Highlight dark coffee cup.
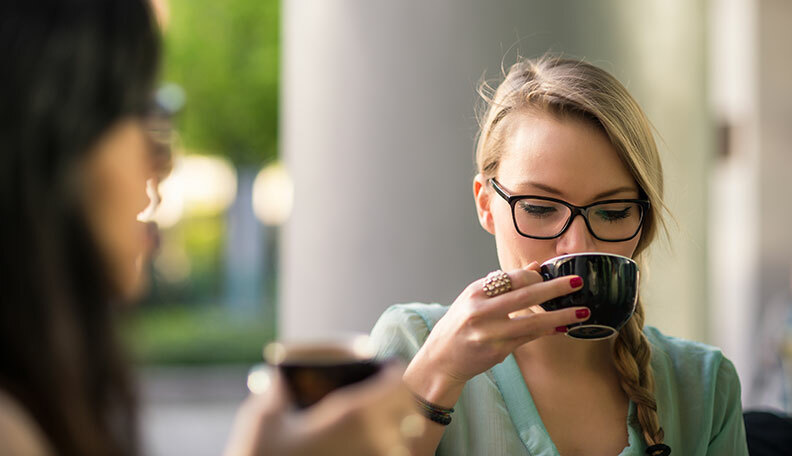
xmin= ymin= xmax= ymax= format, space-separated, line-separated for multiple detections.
xmin=540 ymin=252 xmax=639 ymax=340
xmin=263 ymin=336 xmax=382 ymax=409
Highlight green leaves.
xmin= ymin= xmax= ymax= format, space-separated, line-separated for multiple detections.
xmin=163 ymin=0 xmax=279 ymax=166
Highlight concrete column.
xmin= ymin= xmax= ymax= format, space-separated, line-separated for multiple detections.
xmin=756 ymin=0 xmax=792 ymax=317
xmin=280 ymin=0 xmax=710 ymax=341
xmin=709 ymin=0 xmax=792 ymax=409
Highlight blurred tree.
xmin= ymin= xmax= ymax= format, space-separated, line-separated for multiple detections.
xmin=163 ymin=0 xmax=279 ymax=165
xmin=135 ymin=0 xmax=279 ymax=361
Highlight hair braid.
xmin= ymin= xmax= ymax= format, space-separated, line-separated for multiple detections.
xmin=613 ymin=299 xmax=666 ymax=452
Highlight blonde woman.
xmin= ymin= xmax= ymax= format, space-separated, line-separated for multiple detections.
xmin=370 ymin=56 xmax=749 ymax=455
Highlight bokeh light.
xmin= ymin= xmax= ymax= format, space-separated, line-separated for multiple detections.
xmin=151 ymin=154 xmax=238 ymax=228
xmin=252 ymin=161 xmax=294 ymax=226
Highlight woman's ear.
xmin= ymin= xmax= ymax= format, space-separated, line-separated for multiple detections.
xmin=473 ymin=173 xmax=496 ymax=235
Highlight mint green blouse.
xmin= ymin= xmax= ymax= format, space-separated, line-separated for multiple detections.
xmin=370 ymin=303 xmax=749 ymax=456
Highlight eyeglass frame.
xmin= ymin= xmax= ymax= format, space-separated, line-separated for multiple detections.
xmin=488 ymin=178 xmax=651 ymax=242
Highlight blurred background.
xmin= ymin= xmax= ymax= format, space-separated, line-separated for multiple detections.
xmin=133 ymin=0 xmax=792 ymax=454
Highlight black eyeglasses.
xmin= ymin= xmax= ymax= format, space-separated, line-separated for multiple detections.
xmin=489 ymin=178 xmax=650 ymax=242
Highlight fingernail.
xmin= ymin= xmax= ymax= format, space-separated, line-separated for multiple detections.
xmin=555 ymin=326 xmax=568 ymax=333
xmin=575 ymin=308 xmax=590 ymax=319
xmin=570 ymin=277 xmax=583 ymax=288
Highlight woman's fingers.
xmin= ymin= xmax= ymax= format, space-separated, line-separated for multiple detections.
xmin=504 ymin=264 xmax=544 ymax=289
xmin=489 ymin=274 xmax=583 ymax=316
xmin=501 ymin=305 xmax=591 ymax=340
xmin=320 ymin=363 xmax=410 ymax=414
xmin=297 ymin=363 xmax=416 ymax=456
xmin=469 ymin=264 xmax=543 ymax=299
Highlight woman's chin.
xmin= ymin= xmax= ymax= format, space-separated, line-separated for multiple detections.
xmin=118 ymin=256 xmax=149 ymax=303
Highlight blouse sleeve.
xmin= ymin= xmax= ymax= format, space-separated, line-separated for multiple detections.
xmin=706 ymin=357 xmax=749 ymax=455
xmin=369 ymin=304 xmax=433 ymax=363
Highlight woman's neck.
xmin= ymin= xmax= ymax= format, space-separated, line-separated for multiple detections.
xmin=513 ymin=333 xmax=616 ymax=374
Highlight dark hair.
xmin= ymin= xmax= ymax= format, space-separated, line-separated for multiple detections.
xmin=0 ymin=1 xmax=160 ymax=454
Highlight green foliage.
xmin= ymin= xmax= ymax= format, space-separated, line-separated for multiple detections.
xmin=142 ymin=214 xmax=224 ymax=306
xmin=125 ymin=305 xmax=275 ymax=365
xmin=163 ymin=0 xmax=279 ymax=165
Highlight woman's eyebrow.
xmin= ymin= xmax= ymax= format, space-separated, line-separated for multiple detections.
xmin=522 ymin=181 xmax=638 ymax=200
xmin=592 ymin=186 xmax=640 ymax=200
xmin=524 ymin=181 xmax=565 ymax=197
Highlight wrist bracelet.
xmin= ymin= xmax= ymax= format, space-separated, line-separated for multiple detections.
xmin=412 ymin=393 xmax=455 ymax=426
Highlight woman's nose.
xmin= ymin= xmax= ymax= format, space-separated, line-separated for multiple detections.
xmin=556 ymin=214 xmax=597 ymax=255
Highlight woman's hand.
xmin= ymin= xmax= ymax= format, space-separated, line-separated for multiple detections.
xmin=401 ymin=263 xmax=590 ymax=455
xmin=224 ymin=363 xmax=418 ymax=456
xmin=404 ymin=262 xmax=590 ymax=407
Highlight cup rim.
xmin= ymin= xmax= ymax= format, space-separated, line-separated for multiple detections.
xmin=540 ymin=251 xmax=635 ymax=267
xmin=263 ymin=334 xmax=375 ymax=365
xmin=565 ymin=324 xmax=619 ymax=340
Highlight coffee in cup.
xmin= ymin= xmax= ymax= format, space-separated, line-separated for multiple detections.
xmin=263 ymin=335 xmax=382 ymax=409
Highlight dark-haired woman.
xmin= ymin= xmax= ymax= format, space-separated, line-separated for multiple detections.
xmin=0 ymin=1 xmax=413 ymax=455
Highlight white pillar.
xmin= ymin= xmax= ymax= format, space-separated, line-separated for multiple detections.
xmin=709 ymin=0 xmax=792 ymax=409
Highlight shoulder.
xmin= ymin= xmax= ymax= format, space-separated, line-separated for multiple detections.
xmin=374 ymin=303 xmax=449 ymax=330
xmin=643 ymin=326 xmax=742 ymax=417
xmin=369 ymin=303 xmax=449 ymax=362
xmin=643 ymin=326 xmax=734 ymax=381
xmin=644 ymin=326 xmax=724 ymax=359
xmin=0 ymin=389 xmax=53 ymax=456
xmin=643 ymin=327 xmax=748 ymax=452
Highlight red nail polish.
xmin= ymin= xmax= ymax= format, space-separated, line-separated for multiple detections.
xmin=570 ymin=277 xmax=583 ymax=288
xmin=576 ymin=308 xmax=590 ymax=319
xmin=555 ymin=326 xmax=568 ymax=333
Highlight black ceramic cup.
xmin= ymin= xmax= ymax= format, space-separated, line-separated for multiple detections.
xmin=540 ymin=252 xmax=639 ymax=340
xmin=263 ymin=336 xmax=382 ymax=409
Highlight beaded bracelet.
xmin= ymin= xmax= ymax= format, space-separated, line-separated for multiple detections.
xmin=412 ymin=393 xmax=455 ymax=426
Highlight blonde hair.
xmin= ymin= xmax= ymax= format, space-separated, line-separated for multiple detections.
xmin=476 ymin=55 xmax=669 ymax=451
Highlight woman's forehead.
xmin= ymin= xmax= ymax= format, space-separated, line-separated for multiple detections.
xmin=497 ymin=111 xmax=638 ymax=202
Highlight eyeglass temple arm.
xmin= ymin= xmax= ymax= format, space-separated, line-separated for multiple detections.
xmin=488 ymin=178 xmax=511 ymax=201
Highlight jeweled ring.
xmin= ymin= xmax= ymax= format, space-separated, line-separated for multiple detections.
xmin=482 ymin=270 xmax=512 ymax=297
